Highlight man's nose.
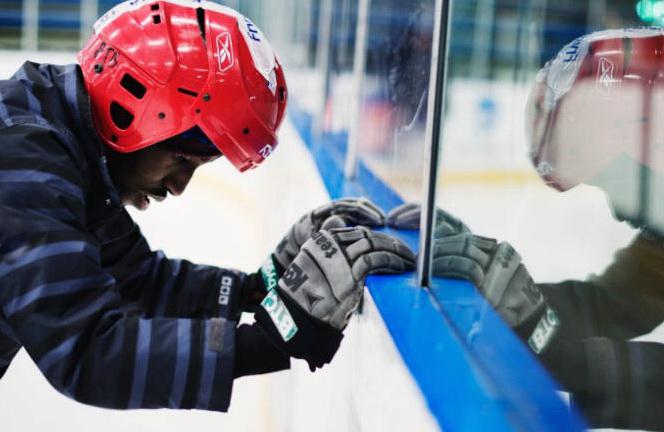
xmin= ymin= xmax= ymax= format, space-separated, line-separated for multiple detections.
xmin=164 ymin=168 xmax=194 ymax=196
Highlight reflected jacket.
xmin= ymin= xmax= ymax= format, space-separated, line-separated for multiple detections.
xmin=539 ymin=234 xmax=664 ymax=430
xmin=0 ymin=62 xmax=245 ymax=411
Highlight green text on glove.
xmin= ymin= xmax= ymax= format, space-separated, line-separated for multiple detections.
xmin=261 ymin=290 xmax=298 ymax=342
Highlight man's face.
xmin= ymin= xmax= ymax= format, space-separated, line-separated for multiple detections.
xmin=106 ymin=142 xmax=220 ymax=210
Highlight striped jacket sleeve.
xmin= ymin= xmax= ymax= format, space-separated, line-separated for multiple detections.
xmin=0 ymin=124 xmax=239 ymax=410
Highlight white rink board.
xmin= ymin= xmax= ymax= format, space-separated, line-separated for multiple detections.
xmin=0 ymin=51 xmax=438 ymax=432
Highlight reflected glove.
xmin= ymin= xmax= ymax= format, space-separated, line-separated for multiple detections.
xmin=255 ymin=227 xmax=416 ymax=371
xmin=432 ymin=233 xmax=559 ymax=354
xmin=386 ymin=202 xmax=470 ymax=236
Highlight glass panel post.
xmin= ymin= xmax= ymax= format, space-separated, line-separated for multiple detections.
xmin=344 ymin=0 xmax=371 ymax=179
xmin=417 ymin=0 xmax=452 ymax=287
xmin=313 ymin=0 xmax=334 ymax=138
xmin=21 ymin=0 xmax=39 ymax=51
xmin=80 ymin=0 xmax=98 ymax=47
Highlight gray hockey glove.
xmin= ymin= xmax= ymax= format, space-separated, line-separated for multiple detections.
xmin=432 ymin=233 xmax=559 ymax=354
xmin=273 ymin=198 xmax=386 ymax=270
xmin=386 ymin=202 xmax=470 ymax=237
xmin=255 ymin=227 xmax=416 ymax=371
xmin=243 ymin=198 xmax=387 ymax=314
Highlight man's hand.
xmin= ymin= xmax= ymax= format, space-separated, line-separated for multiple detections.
xmin=432 ymin=233 xmax=559 ymax=354
xmin=255 ymin=227 xmax=416 ymax=371
xmin=239 ymin=198 xmax=386 ymax=314
xmin=273 ymin=198 xmax=386 ymax=270
xmin=386 ymin=202 xmax=470 ymax=237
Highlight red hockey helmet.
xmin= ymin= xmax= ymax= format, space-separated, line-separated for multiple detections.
xmin=78 ymin=0 xmax=288 ymax=171
xmin=526 ymin=28 xmax=664 ymax=191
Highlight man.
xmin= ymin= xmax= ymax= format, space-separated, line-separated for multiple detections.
xmin=0 ymin=0 xmax=416 ymax=412
xmin=389 ymin=28 xmax=664 ymax=430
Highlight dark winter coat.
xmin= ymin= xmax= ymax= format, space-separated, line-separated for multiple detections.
xmin=0 ymin=62 xmax=244 ymax=411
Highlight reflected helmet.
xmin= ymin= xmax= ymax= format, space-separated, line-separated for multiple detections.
xmin=526 ymin=28 xmax=664 ymax=191
xmin=78 ymin=0 xmax=288 ymax=171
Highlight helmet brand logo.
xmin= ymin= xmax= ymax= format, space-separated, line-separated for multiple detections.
xmin=597 ymin=57 xmax=615 ymax=95
xmin=536 ymin=161 xmax=554 ymax=176
xmin=259 ymin=144 xmax=273 ymax=159
xmin=562 ymin=38 xmax=582 ymax=64
xmin=216 ymin=32 xmax=234 ymax=72
xmin=244 ymin=17 xmax=261 ymax=42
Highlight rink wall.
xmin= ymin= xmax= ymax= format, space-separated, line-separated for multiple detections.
xmin=287 ymin=99 xmax=588 ymax=431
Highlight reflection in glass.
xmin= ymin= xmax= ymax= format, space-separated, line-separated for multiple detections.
xmin=357 ymin=0 xmax=435 ymax=200
xmin=432 ymin=2 xmax=664 ymax=430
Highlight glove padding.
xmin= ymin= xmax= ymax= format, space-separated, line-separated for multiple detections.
xmin=282 ymin=226 xmax=416 ymax=329
xmin=432 ymin=233 xmax=555 ymax=351
xmin=255 ymin=226 xmax=416 ymax=371
xmin=386 ymin=202 xmax=470 ymax=237
xmin=251 ymin=198 xmax=386 ymax=314
xmin=273 ymin=198 xmax=386 ymax=271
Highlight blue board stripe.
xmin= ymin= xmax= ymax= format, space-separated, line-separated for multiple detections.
xmin=288 ymin=100 xmax=587 ymax=431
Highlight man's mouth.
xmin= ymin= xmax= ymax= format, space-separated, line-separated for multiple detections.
xmin=148 ymin=192 xmax=167 ymax=202
xmin=134 ymin=189 xmax=168 ymax=210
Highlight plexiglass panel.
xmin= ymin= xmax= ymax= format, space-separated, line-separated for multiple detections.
xmin=431 ymin=1 xmax=664 ymax=430
xmin=253 ymin=0 xmax=323 ymax=116
xmin=316 ymin=0 xmax=359 ymax=137
xmin=351 ymin=0 xmax=436 ymax=200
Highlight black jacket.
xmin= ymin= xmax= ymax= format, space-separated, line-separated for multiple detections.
xmin=0 ymin=62 xmax=246 ymax=410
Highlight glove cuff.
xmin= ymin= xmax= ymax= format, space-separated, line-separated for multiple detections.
xmin=260 ymin=255 xmax=284 ymax=292
xmin=255 ymin=288 xmax=343 ymax=372
xmin=238 ymin=255 xmax=286 ymax=315
xmin=514 ymin=304 xmax=560 ymax=355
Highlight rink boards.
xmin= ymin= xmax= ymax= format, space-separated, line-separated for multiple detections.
xmin=284 ymin=101 xmax=587 ymax=432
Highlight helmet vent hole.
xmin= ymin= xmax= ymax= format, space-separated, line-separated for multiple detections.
xmin=243 ymin=128 xmax=250 ymax=135
xmin=278 ymin=87 xmax=286 ymax=102
xmin=110 ymin=102 xmax=134 ymax=130
xmin=120 ymin=74 xmax=146 ymax=99
xmin=196 ymin=8 xmax=206 ymax=43
xmin=177 ymin=88 xmax=199 ymax=98
xmin=150 ymin=3 xmax=159 ymax=10
xmin=152 ymin=14 xmax=162 ymax=24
